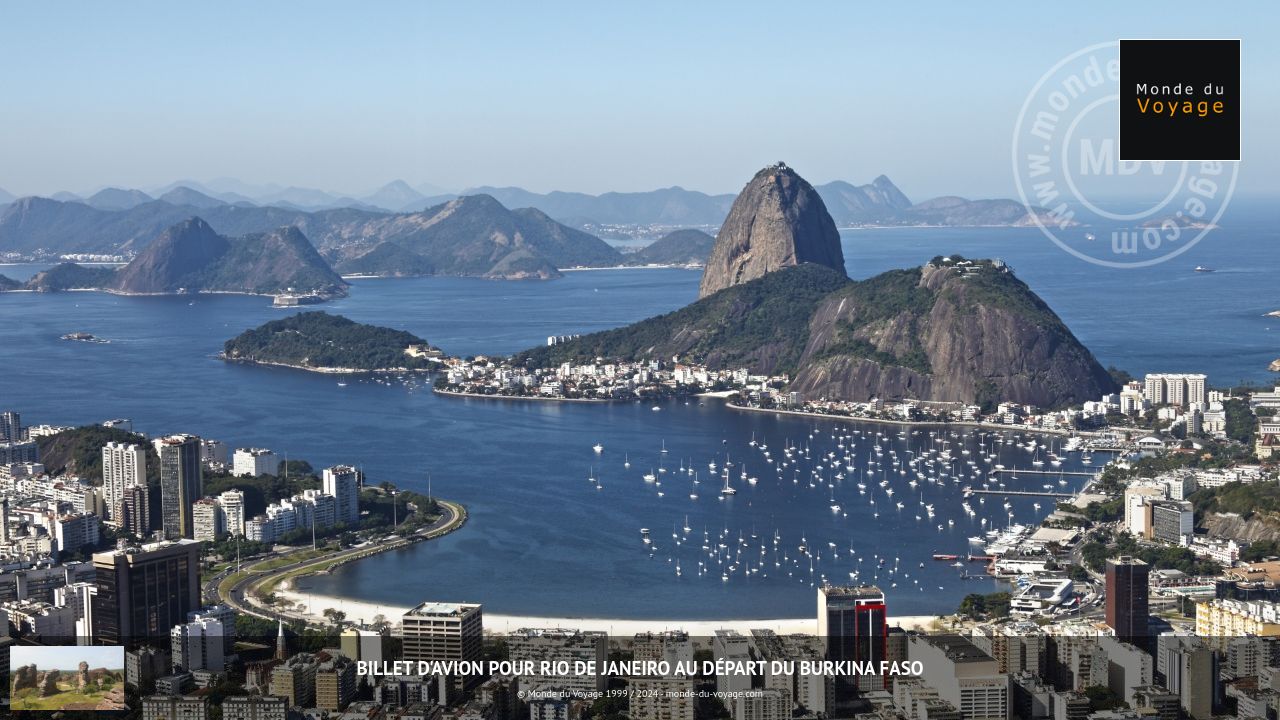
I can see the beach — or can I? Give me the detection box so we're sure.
[276,587,942,635]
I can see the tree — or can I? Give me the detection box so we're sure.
[322,608,347,627]
[1084,685,1126,711]
[957,592,1009,620]
[1067,564,1091,581]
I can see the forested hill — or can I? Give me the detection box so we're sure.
[222,311,439,371]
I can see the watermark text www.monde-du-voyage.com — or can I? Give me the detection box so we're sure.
[1013,39,1241,269]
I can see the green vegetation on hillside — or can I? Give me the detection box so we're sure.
[24,262,118,291]
[812,268,934,374]
[626,229,716,265]
[204,471,320,519]
[513,263,852,373]
[35,425,159,483]
[948,259,1071,334]
[1241,539,1280,562]
[188,232,345,295]
[1191,481,1280,521]
[335,241,436,276]
[1079,532,1221,576]
[223,311,438,371]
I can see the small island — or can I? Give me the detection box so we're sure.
[60,332,109,344]
[222,311,442,373]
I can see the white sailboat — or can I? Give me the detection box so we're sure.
[720,469,737,496]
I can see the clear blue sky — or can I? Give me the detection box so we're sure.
[1,1,1274,199]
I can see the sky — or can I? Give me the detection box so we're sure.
[11,645,123,671]
[1,1,1276,200]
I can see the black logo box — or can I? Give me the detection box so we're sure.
[1119,39,1240,161]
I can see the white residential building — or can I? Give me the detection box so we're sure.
[218,489,246,537]
[102,441,146,525]
[172,617,226,672]
[192,498,223,542]
[232,448,277,477]
[53,512,101,556]
[1143,373,1207,408]
[323,465,360,526]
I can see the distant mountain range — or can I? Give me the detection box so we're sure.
[0,174,1056,233]
[0,192,625,282]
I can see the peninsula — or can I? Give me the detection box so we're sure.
[511,163,1117,410]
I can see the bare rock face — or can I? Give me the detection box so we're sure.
[788,259,1117,408]
[698,163,845,298]
[77,661,89,689]
[13,664,38,690]
[1270,358,1280,372]
[41,669,60,696]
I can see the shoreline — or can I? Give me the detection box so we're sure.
[430,384,732,399]
[220,354,436,375]
[433,386,623,403]
[560,264,703,272]
[725,401,1095,438]
[3,285,344,300]
[274,588,942,634]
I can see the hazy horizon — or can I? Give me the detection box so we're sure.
[2,1,1275,199]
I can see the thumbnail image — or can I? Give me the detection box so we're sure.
[9,646,125,712]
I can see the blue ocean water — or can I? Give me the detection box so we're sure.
[0,203,1276,619]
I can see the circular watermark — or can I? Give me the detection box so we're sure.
[1011,41,1237,268]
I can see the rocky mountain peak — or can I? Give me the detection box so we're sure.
[869,175,912,208]
[698,163,845,298]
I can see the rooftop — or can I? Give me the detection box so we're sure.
[917,634,995,664]
[405,601,482,618]
[821,584,884,600]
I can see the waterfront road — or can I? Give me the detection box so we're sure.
[211,499,467,623]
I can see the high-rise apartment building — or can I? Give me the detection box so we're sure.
[1106,557,1150,642]
[92,539,202,643]
[218,489,246,537]
[401,601,483,662]
[192,498,223,542]
[322,465,360,525]
[172,617,226,672]
[818,584,886,692]
[156,435,202,539]
[1143,373,1208,408]
[102,441,146,525]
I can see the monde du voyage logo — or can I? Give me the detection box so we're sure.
[1013,40,1241,268]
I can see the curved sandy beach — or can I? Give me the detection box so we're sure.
[277,587,942,634]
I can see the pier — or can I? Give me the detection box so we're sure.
[993,468,1098,477]
[966,488,1074,499]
